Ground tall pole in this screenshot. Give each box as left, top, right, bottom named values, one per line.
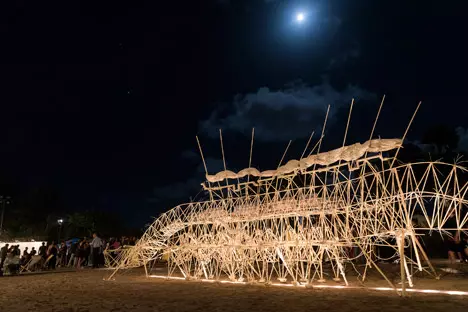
left=57, top=219, right=64, bottom=243
left=58, top=224, right=62, bottom=243
left=0, top=199, right=5, bottom=233
left=0, top=196, right=11, bottom=234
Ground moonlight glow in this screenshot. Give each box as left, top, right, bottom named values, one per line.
left=296, top=12, right=305, bottom=22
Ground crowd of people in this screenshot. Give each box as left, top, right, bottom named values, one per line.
left=447, top=231, right=468, bottom=264
left=0, top=234, right=138, bottom=276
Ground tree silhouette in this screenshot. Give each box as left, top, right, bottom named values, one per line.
left=422, top=124, right=459, bottom=155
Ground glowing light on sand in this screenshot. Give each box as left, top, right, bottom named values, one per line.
left=149, top=275, right=468, bottom=296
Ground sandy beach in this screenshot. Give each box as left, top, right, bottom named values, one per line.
left=0, top=266, right=467, bottom=312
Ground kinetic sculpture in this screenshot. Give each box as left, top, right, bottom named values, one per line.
left=108, top=98, right=468, bottom=295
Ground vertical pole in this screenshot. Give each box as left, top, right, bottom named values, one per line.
left=248, top=128, right=255, bottom=168
left=341, top=99, right=354, bottom=148
left=144, top=260, right=149, bottom=277
left=300, top=131, right=315, bottom=160
left=355, top=241, right=397, bottom=292
left=413, top=235, right=439, bottom=279
left=310, top=105, right=330, bottom=158
left=196, top=136, right=209, bottom=176
left=277, top=140, right=292, bottom=169
left=390, top=101, right=421, bottom=168
left=219, top=129, right=227, bottom=173
left=398, top=231, right=406, bottom=296
left=58, top=225, right=62, bottom=244
left=246, top=128, right=255, bottom=197
left=196, top=136, right=213, bottom=201
left=0, top=200, right=5, bottom=233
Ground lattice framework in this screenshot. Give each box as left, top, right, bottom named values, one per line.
left=107, top=100, right=468, bottom=296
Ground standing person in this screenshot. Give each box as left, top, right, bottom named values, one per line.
left=0, top=243, right=9, bottom=268
left=83, top=241, right=91, bottom=267
left=90, top=233, right=103, bottom=268
left=47, top=242, right=58, bottom=270
left=76, top=241, right=85, bottom=269
left=38, top=242, right=47, bottom=259
left=111, top=239, right=121, bottom=260
left=462, top=234, right=468, bottom=262
left=68, top=241, right=78, bottom=267
left=122, top=236, right=129, bottom=246
left=58, top=242, right=67, bottom=267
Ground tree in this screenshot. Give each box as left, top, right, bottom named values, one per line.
left=66, top=212, right=95, bottom=238
left=422, top=124, right=459, bottom=155
left=65, top=210, right=126, bottom=239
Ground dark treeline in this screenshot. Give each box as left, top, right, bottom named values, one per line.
left=0, top=187, right=142, bottom=242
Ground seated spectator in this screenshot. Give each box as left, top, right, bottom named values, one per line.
left=3, top=252, right=20, bottom=275
left=21, top=247, right=30, bottom=265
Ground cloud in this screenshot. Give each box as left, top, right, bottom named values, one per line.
left=149, top=79, right=375, bottom=207
left=200, top=80, right=376, bottom=142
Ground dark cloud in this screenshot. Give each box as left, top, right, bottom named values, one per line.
left=149, top=79, right=375, bottom=207
left=151, top=78, right=375, bottom=207
left=200, top=80, right=375, bottom=142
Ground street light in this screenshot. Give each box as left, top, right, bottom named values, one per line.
left=57, top=219, right=64, bottom=243
left=0, top=196, right=12, bottom=234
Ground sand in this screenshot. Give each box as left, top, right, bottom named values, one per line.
left=0, top=267, right=467, bottom=312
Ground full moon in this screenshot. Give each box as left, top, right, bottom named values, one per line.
left=296, top=12, right=305, bottom=22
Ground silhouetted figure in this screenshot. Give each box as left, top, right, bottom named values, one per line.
left=0, top=243, right=9, bottom=268
left=47, top=242, right=58, bottom=270
left=90, top=233, right=103, bottom=268
left=39, top=242, right=47, bottom=259
left=21, top=247, right=30, bottom=265
left=68, top=242, right=78, bottom=267
left=58, top=242, right=67, bottom=267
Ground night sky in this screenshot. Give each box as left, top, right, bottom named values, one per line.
left=0, top=1, right=466, bottom=226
